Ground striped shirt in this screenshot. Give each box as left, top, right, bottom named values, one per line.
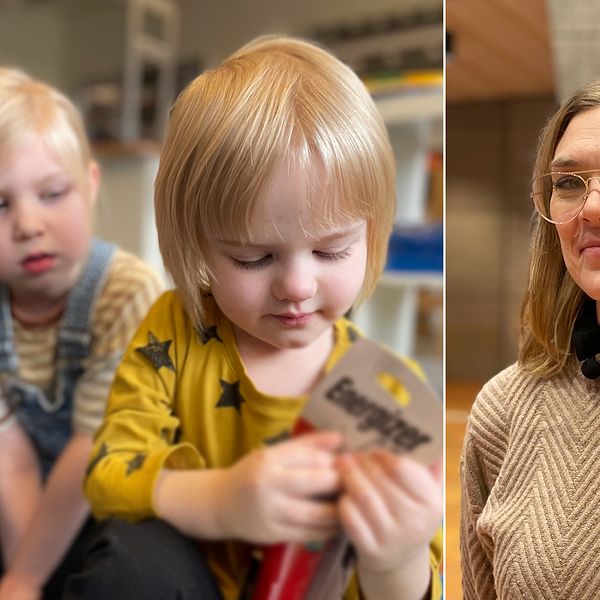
left=6, top=249, right=163, bottom=435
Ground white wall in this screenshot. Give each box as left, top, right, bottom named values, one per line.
left=0, top=3, right=66, bottom=86
left=178, top=0, right=441, bottom=66
left=0, top=0, right=442, bottom=94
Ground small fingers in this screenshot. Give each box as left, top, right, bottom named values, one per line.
left=275, top=498, right=341, bottom=542
left=337, top=454, right=393, bottom=542
left=281, top=497, right=339, bottom=528
left=339, top=493, right=379, bottom=554
left=278, top=466, right=342, bottom=498
left=370, top=450, right=443, bottom=504
left=275, top=431, right=344, bottom=468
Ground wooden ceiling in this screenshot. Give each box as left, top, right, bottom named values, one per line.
left=446, top=0, right=556, bottom=103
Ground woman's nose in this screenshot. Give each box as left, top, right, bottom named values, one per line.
left=587, top=177, right=600, bottom=195
left=272, top=258, right=318, bottom=302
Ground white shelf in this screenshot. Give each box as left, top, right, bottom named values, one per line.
left=374, top=88, right=443, bottom=126
left=380, top=270, right=443, bottom=289
left=357, top=87, right=442, bottom=396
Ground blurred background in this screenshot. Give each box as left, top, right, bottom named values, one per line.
left=0, top=0, right=444, bottom=394
left=446, top=0, right=600, bottom=597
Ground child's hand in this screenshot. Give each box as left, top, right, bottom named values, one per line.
left=337, top=449, right=442, bottom=574
left=220, top=431, right=344, bottom=545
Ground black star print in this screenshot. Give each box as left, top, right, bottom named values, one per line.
left=136, top=331, right=175, bottom=372
left=86, top=442, right=109, bottom=477
left=216, top=379, right=245, bottom=414
left=126, top=453, right=147, bottom=476
left=159, top=427, right=182, bottom=444
left=264, top=430, right=291, bottom=446
left=173, top=427, right=182, bottom=444
left=196, top=325, right=223, bottom=345
left=347, top=324, right=359, bottom=343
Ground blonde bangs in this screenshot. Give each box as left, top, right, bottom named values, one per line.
left=155, top=36, right=396, bottom=325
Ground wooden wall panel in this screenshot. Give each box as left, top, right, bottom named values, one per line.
left=447, top=0, right=554, bottom=102
left=447, top=98, right=557, bottom=381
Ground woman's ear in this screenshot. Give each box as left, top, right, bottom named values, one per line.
left=87, top=160, right=101, bottom=207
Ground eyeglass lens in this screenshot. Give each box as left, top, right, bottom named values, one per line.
left=533, top=173, right=587, bottom=224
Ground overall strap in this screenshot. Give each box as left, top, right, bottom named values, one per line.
left=57, top=239, right=116, bottom=362
left=0, top=284, right=17, bottom=372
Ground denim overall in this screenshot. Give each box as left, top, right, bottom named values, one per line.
left=0, top=240, right=115, bottom=479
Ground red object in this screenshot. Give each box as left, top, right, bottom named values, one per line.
left=291, top=418, right=317, bottom=437
left=251, top=419, right=329, bottom=600
left=251, top=541, right=329, bottom=600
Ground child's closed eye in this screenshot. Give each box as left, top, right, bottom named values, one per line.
left=314, top=248, right=352, bottom=261
left=41, top=186, right=70, bottom=202
left=232, top=255, right=273, bottom=270
left=231, top=248, right=353, bottom=269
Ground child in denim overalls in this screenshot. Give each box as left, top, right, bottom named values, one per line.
left=0, top=68, right=163, bottom=599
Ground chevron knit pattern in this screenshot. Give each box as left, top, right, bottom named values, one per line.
left=460, top=361, right=600, bottom=600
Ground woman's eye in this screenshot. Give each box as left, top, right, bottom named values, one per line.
left=232, top=255, right=273, bottom=270
left=554, top=175, right=583, bottom=191
left=314, top=248, right=352, bottom=261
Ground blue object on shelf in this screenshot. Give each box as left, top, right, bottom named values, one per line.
left=385, top=222, right=443, bottom=273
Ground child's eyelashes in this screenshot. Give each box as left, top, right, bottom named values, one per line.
left=230, top=248, right=353, bottom=270
left=314, top=248, right=352, bottom=261
left=0, top=186, right=70, bottom=213
left=41, top=187, right=70, bottom=202
left=232, top=255, right=273, bottom=270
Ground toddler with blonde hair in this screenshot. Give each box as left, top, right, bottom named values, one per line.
left=0, top=68, right=162, bottom=599
left=79, top=36, right=442, bottom=600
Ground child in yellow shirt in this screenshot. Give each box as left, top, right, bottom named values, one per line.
left=77, top=36, right=442, bottom=600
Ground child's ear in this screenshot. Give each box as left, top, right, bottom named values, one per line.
left=87, top=160, right=101, bottom=207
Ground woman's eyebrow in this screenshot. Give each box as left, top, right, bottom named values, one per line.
left=550, top=156, right=579, bottom=170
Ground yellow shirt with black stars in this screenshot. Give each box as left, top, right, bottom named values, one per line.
left=85, top=290, right=442, bottom=600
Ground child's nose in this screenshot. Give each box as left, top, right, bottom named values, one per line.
left=272, top=258, right=318, bottom=302
left=13, top=203, right=44, bottom=240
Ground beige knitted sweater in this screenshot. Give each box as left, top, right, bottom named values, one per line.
left=460, top=361, right=600, bottom=599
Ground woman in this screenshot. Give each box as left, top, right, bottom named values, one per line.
left=461, top=79, right=600, bottom=599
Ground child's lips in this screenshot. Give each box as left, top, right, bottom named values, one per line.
left=272, top=312, right=314, bottom=326
left=21, top=253, right=56, bottom=275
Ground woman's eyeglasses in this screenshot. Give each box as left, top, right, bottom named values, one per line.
left=532, top=171, right=600, bottom=224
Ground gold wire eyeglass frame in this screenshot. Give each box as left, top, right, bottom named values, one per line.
left=531, top=170, right=600, bottom=225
